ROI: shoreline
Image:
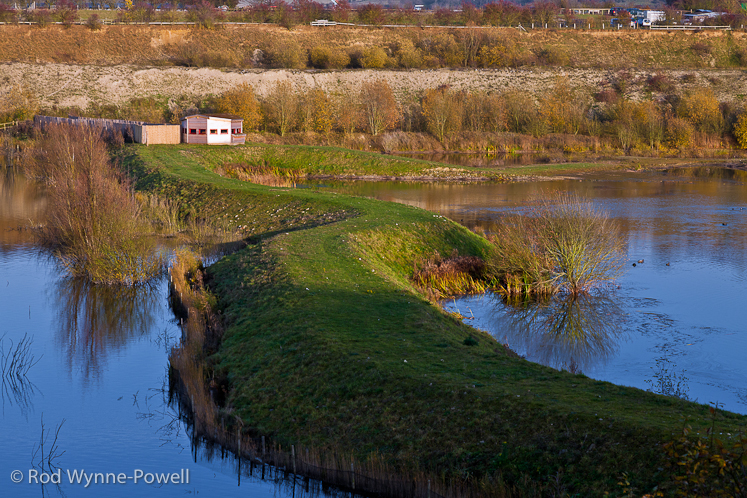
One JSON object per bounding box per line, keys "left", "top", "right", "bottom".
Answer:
{"left": 125, "top": 144, "right": 747, "bottom": 497}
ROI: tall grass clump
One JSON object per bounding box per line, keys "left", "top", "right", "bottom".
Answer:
{"left": 412, "top": 249, "right": 488, "bottom": 299}
{"left": 488, "top": 193, "right": 626, "bottom": 296}
{"left": 26, "top": 124, "right": 162, "bottom": 285}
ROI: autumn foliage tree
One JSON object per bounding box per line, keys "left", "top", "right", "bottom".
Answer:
{"left": 215, "top": 83, "right": 262, "bottom": 132}
{"left": 538, "top": 78, "right": 588, "bottom": 135}
{"left": 359, "top": 80, "right": 400, "bottom": 135}
{"left": 0, "top": 85, "right": 38, "bottom": 123}
{"left": 732, "top": 111, "right": 747, "bottom": 148}
{"left": 305, "top": 88, "right": 334, "bottom": 134}
{"left": 677, "top": 88, "right": 724, "bottom": 135}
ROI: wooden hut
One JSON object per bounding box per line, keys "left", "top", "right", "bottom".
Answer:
{"left": 181, "top": 114, "right": 246, "bottom": 145}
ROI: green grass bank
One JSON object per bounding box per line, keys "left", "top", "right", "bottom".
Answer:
{"left": 125, "top": 141, "right": 658, "bottom": 186}
{"left": 124, "top": 144, "right": 747, "bottom": 497}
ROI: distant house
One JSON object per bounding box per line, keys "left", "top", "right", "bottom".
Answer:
{"left": 181, "top": 114, "right": 246, "bottom": 145}
{"left": 567, "top": 7, "right": 613, "bottom": 15}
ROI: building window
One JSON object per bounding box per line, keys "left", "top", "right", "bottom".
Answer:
{"left": 221, "top": 129, "right": 228, "bottom": 134}
{"left": 189, "top": 129, "right": 197, "bottom": 135}
{"left": 199, "top": 129, "right": 206, "bottom": 135}
{"left": 210, "top": 129, "right": 217, "bottom": 134}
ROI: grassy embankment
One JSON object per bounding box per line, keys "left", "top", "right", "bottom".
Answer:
{"left": 134, "top": 141, "right": 648, "bottom": 189}
{"left": 125, "top": 143, "right": 747, "bottom": 496}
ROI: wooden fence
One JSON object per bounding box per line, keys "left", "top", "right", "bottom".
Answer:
{"left": 0, "top": 19, "right": 743, "bottom": 30}
{"left": 0, "top": 121, "right": 18, "bottom": 132}
{"left": 33, "top": 115, "right": 180, "bottom": 145}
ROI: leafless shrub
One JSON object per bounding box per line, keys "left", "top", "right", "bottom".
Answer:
{"left": 488, "top": 193, "right": 627, "bottom": 296}
{"left": 646, "top": 73, "right": 675, "bottom": 93}
{"left": 690, "top": 41, "right": 712, "bottom": 57}
{"left": 25, "top": 124, "right": 162, "bottom": 284}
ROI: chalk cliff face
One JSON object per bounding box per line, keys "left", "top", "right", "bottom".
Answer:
{"left": 3, "top": 61, "right": 745, "bottom": 111}
{"left": 1, "top": 25, "right": 745, "bottom": 109}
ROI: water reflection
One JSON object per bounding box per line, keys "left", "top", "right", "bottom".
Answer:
{"left": 496, "top": 293, "right": 627, "bottom": 373}
{"left": 0, "top": 170, "right": 46, "bottom": 251}
{"left": 0, "top": 334, "right": 40, "bottom": 417}
{"left": 53, "top": 279, "right": 161, "bottom": 382}
{"left": 391, "top": 151, "right": 572, "bottom": 168}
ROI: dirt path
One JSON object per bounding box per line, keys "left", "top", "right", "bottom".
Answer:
{"left": 3, "top": 63, "right": 745, "bottom": 109}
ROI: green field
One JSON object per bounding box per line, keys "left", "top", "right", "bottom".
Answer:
{"left": 125, "top": 144, "right": 747, "bottom": 497}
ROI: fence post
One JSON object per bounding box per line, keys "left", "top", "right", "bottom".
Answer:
{"left": 428, "top": 479, "right": 431, "bottom": 498}
{"left": 262, "top": 435, "right": 266, "bottom": 456}
{"left": 351, "top": 461, "right": 355, "bottom": 490}
{"left": 292, "top": 445, "right": 296, "bottom": 476}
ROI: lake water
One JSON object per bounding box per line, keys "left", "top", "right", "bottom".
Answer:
{"left": 2, "top": 165, "right": 746, "bottom": 497}
{"left": 0, "top": 172, "right": 353, "bottom": 497}
{"left": 299, "top": 166, "right": 747, "bottom": 414}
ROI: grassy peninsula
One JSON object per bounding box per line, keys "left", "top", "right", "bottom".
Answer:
{"left": 124, "top": 143, "right": 747, "bottom": 497}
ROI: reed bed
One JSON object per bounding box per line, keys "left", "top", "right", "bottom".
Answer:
{"left": 218, "top": 161, "right": 301, "bottom": 187}
{"left": 412, "top": 249, "right": 490, "bottom": 299}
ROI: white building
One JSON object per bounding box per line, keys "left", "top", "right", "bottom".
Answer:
{"left": 181, "top": 114, "right": 246, "bottom": 145}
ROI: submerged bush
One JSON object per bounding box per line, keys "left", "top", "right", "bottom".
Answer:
{"left": 488, "top": 193, "right": 626, "bottom": 296}
{"left": 26, "top": 124, "right": 162, "bottom": 285}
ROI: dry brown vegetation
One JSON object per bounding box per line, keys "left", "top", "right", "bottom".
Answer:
{"left": 1, "top": 24, "right": 746, "bottom": 71}
{"left": 21, "top": 124, "right": 162, "bottom": 284}
{"left": 412, "top": 249, "right": 488, "bottom": 299}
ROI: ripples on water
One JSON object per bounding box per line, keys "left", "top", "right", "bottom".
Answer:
{"left": 2, "top": 165, "right": 746, "bottom": 497}
{"left": 0, "top": 173, "right": 360, "bottom": 498}
{"left": 301, "top": 167, "right": 747, "bottom": 414}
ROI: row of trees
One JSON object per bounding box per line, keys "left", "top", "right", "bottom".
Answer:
{"left": 170, "top": 30, "right": 746, "bottom": 72}
{"left": 211, "top": 79, "right": 747, "bottom": 150}
{"left": 9, "top": 78, "right": 746, "bottom": 151}
{"left": 2, "top": 0, "right": 746, "bottom": 28}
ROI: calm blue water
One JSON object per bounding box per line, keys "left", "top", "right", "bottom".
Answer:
{"left": 2, "top": 166, "right": 746, "bottom": 498}
{"left": 0, "top": 175, "right": 345, "bottom": 497}
{"left": 302, "top": 168, "right": 747, "bottom": 414}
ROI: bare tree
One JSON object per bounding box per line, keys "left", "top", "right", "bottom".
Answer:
{"left": 359, "top": 80, "right": 400, "bottom": 136}
{"left": 262, "top": 81, "right": 298, "bottom": 137}
{"left": 422, "top": 86, "right": 464, "bottom": 143}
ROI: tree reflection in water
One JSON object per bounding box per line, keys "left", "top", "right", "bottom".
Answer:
{"left": 53, "top": 278, "right": 161, "bottom": 382}
{"left": 497, "top": 293, "right": 627, "bottom": 373}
